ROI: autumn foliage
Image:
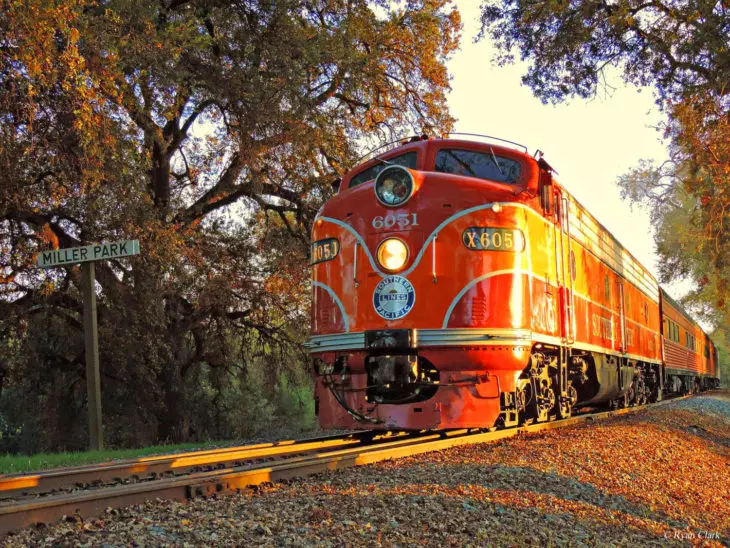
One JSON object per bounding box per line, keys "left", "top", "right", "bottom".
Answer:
{"left": 0, "top": 0, "right": 460, "bottom": 451}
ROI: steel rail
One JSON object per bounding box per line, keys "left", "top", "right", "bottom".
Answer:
{"left": 0, "top": 431, "right": 391, "bottom": 497}
{"left": 0, "top": 396, "right": 691, "bottom": 536}
{"left": 0, "top": 430, "right": 455, "bottom": 535}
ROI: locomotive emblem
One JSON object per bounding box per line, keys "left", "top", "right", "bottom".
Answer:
{"left": 373, "top": 275, "right": 416, "bottom": 320}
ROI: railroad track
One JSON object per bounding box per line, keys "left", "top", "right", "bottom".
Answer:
{"left": 0, "top": 395, "right": 691, "bottom": 536}
{"left": 0, "top": 430, "right": 376, "bottom": 497}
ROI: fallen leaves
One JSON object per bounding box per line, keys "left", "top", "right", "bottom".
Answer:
{"left": 4, "top": 393, "right": 729, "bottom": 547}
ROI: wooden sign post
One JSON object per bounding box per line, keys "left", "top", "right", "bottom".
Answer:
{"left": 37, "top": 240, "right": 140, "bottom": 450}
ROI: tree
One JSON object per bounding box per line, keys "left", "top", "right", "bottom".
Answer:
{"left": 479, "top": 0, "right": 729, "bottom": 104}
{"left": 617, "top": 95, "right": 730, "bottom": 325}
{"left": 710, "top": 328, "right": 730, "bottom": 387}
{"left": 479, "top": 0, "right": 730, "bottom": 326}
{"left": 0, "top": 0, "right": 461, "bottom": 448}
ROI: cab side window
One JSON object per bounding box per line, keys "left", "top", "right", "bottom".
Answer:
{"left": 434, "top": 149, "right": 521, "bottom": 184}
{"left": 349, "top": 152, "right": 418, "bottom": 188}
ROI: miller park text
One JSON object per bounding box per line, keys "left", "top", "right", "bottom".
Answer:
{"left": 37, "top": 240, "right": 140, "bottom": 268}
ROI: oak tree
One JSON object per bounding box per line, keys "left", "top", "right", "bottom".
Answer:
{"left": 0, "top": 0, "right": 461, "bottom": 447}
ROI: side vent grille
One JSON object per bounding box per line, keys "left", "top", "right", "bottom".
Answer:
{"left": 321, "top": 306, "right": 339, "bottom": 327}
{"left": 471, "top": 296, "right": 487, "bottom": 324}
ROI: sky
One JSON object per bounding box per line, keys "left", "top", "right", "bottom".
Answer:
{"left": 447, "top": 1, "right": 683, "bottom": 299}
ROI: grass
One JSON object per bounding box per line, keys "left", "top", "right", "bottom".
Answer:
{"left": 0, "top": 440, "right": 230, "bottom": 475}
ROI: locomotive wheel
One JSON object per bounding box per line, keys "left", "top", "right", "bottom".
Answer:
{"left": 633, "top": 375, "right": 648, "bottom": 406}
{"left": 515, "top": 379, "right": 533, "bottom": 425}
{"left": 624, "top": 382, "right": 635, "bottom": 407}
{"left": 553, "top": 376, "right": 576, "bottom": 420}
{"left": 517, "top": 377, "right": 551, "bottom": 424}
{"left": 556, "top": 395, "right": 571, "bottom": 419}
{"left": 535, "top": 378, "right": 554, "bottom": 423}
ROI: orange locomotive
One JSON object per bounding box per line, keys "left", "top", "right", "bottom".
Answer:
{"left": 306, "top": 135, "right": 720, "bottom": 430}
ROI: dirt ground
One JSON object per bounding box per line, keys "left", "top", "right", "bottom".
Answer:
{"left": 5, "top": 392, "right": 730, "bottom": 547}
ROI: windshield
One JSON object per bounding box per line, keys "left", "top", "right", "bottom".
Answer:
{"left": 349, "top": 151, "right": 418, "bottom": 188}
{"left": 435, "top": 149, "right": 521, "bottom": 184}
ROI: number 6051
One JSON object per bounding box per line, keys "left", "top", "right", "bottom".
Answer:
{"left": 372, "top": 213, "right": 418, "bottom": 230}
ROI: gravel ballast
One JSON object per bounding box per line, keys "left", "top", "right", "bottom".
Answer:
{"left": 4, "top": 392, "right": 729, "bottom": 547}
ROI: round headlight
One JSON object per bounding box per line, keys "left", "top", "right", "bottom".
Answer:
{"left": 375, "top": 165, "right": 414, "bottom": 207}
{"left": 377, "top": 238, "right": 409, "bottom": 272}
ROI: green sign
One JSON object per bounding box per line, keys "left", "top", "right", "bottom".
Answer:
{"left": 37, "top": 240, "right": 140, "bottom": 268}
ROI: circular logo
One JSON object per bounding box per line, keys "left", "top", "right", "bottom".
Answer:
{"left": 373, "top": 275, "right": 416, "bottom": 320}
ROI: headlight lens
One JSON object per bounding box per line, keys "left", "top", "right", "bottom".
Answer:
{"left": 375, "top": 166, "right": 414, "bottom": 206}
{"left": 377, "top": 238, "right": 409, "bottom": 272}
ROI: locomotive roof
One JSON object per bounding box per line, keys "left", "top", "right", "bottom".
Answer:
{"left": 340, "top": 136, "right": 534, "bottom": 191}
{"left": 353, "top": 133, "right": 528, "bottom": 166}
